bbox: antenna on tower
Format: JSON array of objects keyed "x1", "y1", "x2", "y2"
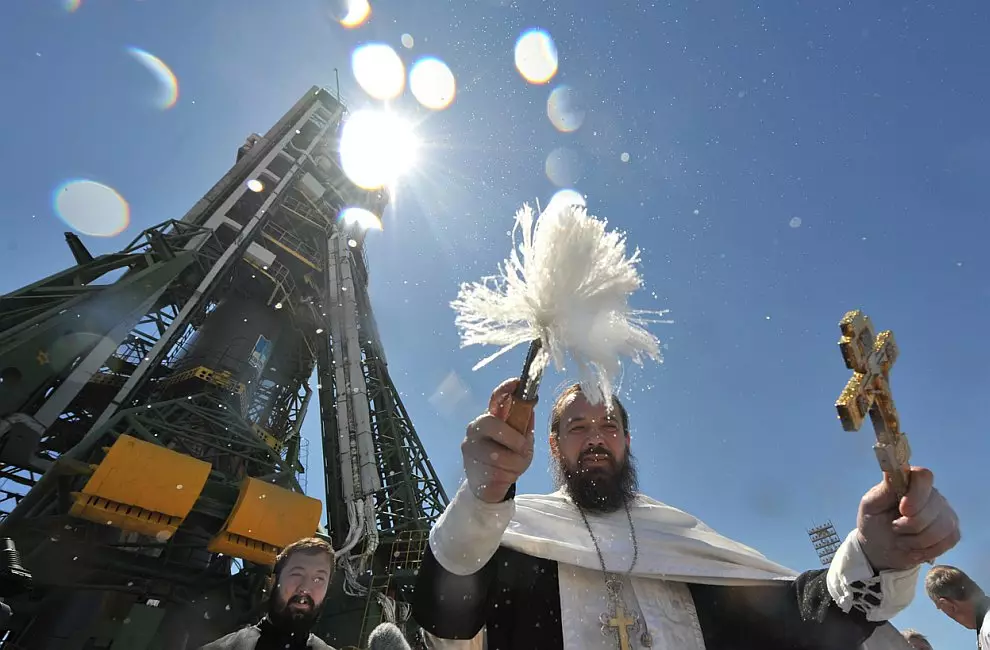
[{"x1": 808, "y1": 520, "x2": 842, "y2": 566}]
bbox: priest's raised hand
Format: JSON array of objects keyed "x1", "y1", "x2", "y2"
[
  {"x1": 856, "y1": 467, "x2": 961, "y2": 571},
  {"x1": 461, "y1": 378, "x2": 535, "y2": 504},
  {"x1": 414, "y1": 380, "x2": 925, "y2": 650}
]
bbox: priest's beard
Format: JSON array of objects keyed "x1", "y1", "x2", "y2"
[
  {"x1": 552, "y1": 443, "x2": 639, "y2": 514},
  {"x1": 267, "y1": 588, "x2": 323, "y2": 635}
]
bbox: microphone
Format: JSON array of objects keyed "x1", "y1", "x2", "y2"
[{"x1": 367, "y1": 622, "x2": 412, "y2": 650}]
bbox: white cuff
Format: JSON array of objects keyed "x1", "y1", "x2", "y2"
[
  {"x1": 826, "y1": 529, "x2": 920, "y2": 622},
  {"x1": 428, "y1": 481, "x2": 515, "y2": 576}
]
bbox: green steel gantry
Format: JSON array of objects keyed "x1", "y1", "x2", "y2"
[{"x1": 0, "y1": 86, "x2": 447, "y2": 650}]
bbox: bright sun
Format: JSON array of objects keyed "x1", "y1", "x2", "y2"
[{"x1": 339, "y1": 110, "x2": 419, "y2": 191}]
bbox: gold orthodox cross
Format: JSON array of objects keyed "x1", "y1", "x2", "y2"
[
  {"x1": 602, "y1": 603, "x2": 637, "y2": 650},
  {"x1": 835, "y1": 310, "x2": 912, "y2": 497}
]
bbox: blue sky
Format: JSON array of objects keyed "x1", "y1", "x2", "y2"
[{"x1": 3, "y1": 0, "x2": 988, "y2": 646}]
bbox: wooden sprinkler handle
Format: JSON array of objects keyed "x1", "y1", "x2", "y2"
[{"x1": 505, "y1": 396, "x2": 538, "y2": 435}]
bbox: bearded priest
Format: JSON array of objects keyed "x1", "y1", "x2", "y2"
[{"x1": 411, "y1": 379, "x2": 960, "y2": 650}]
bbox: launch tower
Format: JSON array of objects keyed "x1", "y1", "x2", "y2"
[{"x1": 0, "y1": 87, "x2": 447, "y2": 649}]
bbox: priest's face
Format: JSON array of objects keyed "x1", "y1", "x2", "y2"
[
  {"x1": 269, "y1": 550, "x2": 331, "y2": 633},
  {"x1": 550, "y1": 390, "x2": 638, "y2": 513}
]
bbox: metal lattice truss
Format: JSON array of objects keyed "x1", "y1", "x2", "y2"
[
  {"x1": 108, "y1": 394, "x2": 297, "y2": 488},
  {"x1": 0, "y1": 86, "x2": 449, "y2": 649},
  {"x1": 808, "y1": 521, "x2": 842, "y2": 566},
  {"x1": 363, "y1": 349, "x2": 447, "y2": 536},
  {"x1": 0, "y1": 219, "x2": 226, "y2": 499},
  {"x1": 0, "y1": 220, "x2": 222, "y2": 336}
]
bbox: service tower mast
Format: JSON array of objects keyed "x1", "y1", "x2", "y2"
[{"x1": 0, "y1": 86, "x2": 447, "y2": 649}]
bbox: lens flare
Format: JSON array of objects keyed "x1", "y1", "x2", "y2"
[
  {"x1": 545, "y1": 147, "x2": 581, "y2": 188},
  {"x1": 53, "y1": 179, "x2": 130, "y2": 237},
  {"x1": 409, "y1": 57, "x2": 456, "y2": 110},
  {"x1": 340, "y1": 0, "x2": 371, "y2": 28},
  {"x1": 514, "y1": 29, "x2": 558, "y2": 85},
  {"x1": 339, "y1": 110, "x2": 418, "y2": 190},
  {"x1": 65, "y1": 0, "x2": 82, "y2": 12},
  {"x1": 401, "y1": 33, "x2": 415, "y2": 49},
  {"x1": 352, "y1": 43, "x2": 405, "y2": 100},
  {"x1": 547, "y1": 85, "x2": 585, "y2": 132},
  {"x1": 545, "y1": 189, "x2": 586, "y2": 215},
  {"x1": 126, "y1": 47, "x2": 179, "y2": 110},
  {"x1": 340, "y1": 206, "x2": 383, "y2": 230},
  {"x1": 247, "y1": 179, "x2": 264, "y2": 193}
]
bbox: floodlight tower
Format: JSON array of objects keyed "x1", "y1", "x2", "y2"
[
  {"x1": 808, "y1": 521, "x2": 843, "y2": 566},
  {"x1": 0, "y1": 86, "x2": 447, "y2": 649}
]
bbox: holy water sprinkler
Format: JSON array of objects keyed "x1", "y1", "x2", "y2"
[{"x1": 451, "y1": 200, "x2": 667, "y2": 434}]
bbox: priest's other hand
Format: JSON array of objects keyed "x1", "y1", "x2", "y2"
[
  {"x1": 461, "y1": 379, "x2": 535, "y2": 503},
  {"x1": 856, "y1": 467, "x2": 960, "y2": 571}
]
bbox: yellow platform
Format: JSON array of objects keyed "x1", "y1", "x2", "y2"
[
  {"x1": 208, "y1": 477, "x2": 322, "y2": 565},
  {"x1": 70, "y1": 434, "x2": 211, "y2": 540}
]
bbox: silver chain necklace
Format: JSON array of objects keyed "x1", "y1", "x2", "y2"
[{"x1": 576, "y1": 502, "x2": 653, "y2": 649}]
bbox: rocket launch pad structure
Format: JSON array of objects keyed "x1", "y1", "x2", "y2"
[{"x1": 0, "y1": 87, "x2": 448, "y2": 649}]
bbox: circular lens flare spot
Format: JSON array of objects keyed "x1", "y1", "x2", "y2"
[
  {"x1": 340, "y1": 0, "x2": 371, "y2": 28},
  {"x1": 339, "y1": 110, "x2": 418, "y2": 190},
  {"x1": 514, "y1": 29, "x2": 558, "y2": 85},
  {"x1": 546, "y1": 189, "x2": 586, "y2": 214},
  {"x1": 126, "y1": 47, "x2": 179, "y2": 110},
  {"x1": 545, "y1": 146, "x2": 581, "y2": 188},
  {"x1": 247, "y1": 179, "x2": 264, "y2": 192},
  {"x1": 352, "y1": 43, "x2": 405, "y2": 100},
  {"x1": 401, "y1": 33, "x2": 415, "y2": 49},
  {"x1": 340, "y1": 207, "x2": 383, "y2": 230},
  {"x1": 409, "y1": 58, "x2": 456, "y2": 110},
  {"x1": 547, "y1": 85, "x2": 585, "y2": 132},
  {"x1": 53, "y1": 180, "x2": 130, "y2": 237},
  {"x1": 620, "y1": 152, "x2": 630, "y2": 163}
]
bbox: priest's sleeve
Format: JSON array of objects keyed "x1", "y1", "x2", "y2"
[
  {"x1": 412, "y1": 482, "x2": 515, "y2": 639},
  {"x1": 693, "y1": 530, "x2": 919, "y2": 649},
  {"x1": 781, "y1": 530, "x2": 919, "y2": 648},
  {"x1": 413, "y1": 544, "x2": 496, "y2": 639},
  {"x1": 824, "y1": 530, "x2": 920, "y2": 623}
]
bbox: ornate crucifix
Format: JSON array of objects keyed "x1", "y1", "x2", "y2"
[
  {"x1": 834, "y1": 310, "x2": 912, "y2": 497},
  {"x1": 600, "y1": 603, "x2": 638, "y2": 650}
]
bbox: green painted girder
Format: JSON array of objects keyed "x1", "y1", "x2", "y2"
[
  {"x1": 0, "y1": 219, "x2": 217, "y2": 338},
  {"x1": 0, "y1": 253, "x2": 143, "y2": 335},
  {"x1": 0, "y1": 252, "x2": 196, "y2": 419},
  {"x1": 104, "y1": 392, "x2": 301, "y2": 491}
]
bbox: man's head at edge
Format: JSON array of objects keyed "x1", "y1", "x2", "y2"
[
  {"x1": 548, "y1": 383, "x2": 638, "y2": 513},
  {"x1": 900, "y1": 629, "x2": 933, "y2": 650},
  {"x1": 925, "y1": 564, "x2": 987, "y2": 630}
]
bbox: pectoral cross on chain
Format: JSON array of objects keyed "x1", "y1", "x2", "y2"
[
  {"x1": 834, "y1": 310, "x2": 912, "y2": 497},
  {"x1": 600, "y1": 603, "x2": 638, "y2": 650}
]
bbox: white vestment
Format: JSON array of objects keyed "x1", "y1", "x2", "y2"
[{"x1": 429, "y1": 483, "x2": 918, "y2": 650}]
